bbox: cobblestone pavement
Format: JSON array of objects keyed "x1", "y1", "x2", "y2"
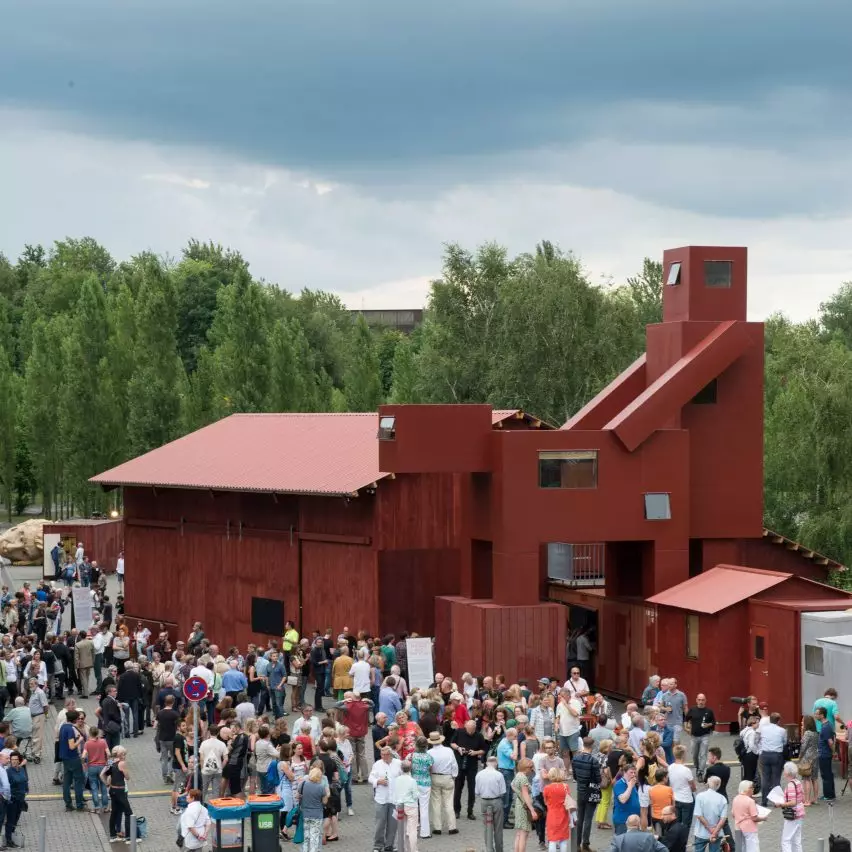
[{"x1": 6, "y1": 566, "x2": 852, "y2": 849}]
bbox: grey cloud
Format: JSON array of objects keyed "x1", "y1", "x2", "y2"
[{"x1": 1, "y1": 0, "x2": 850, "y2": 197}]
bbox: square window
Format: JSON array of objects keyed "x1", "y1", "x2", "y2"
[
  {"x1": 704, "y1": 260, "x2": 732, "y2": 288},
  {"x1": 666, "y1": 262, "x2": 681, "y2": 286},
  {"x1": 685, "y1": 614, "x2": 699, "y2": 660},
  {"x1": 644, "y1": 493, "x2": 671, "y2": 520},
  {"x1": 539, "y1": 451, "x2": 597, "y2": 489},
  {"x1": 378, "y1": 415, "x2": 396, "y2": 441},
  {"x1": 754, "y1": 634, "x2": 765, "y2": 661},
  {"x1": 804, "y1": 644, "x2": 824, "y2": 675}
]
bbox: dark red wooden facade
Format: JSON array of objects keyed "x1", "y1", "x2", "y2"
[
  {"x1": 121, "y1": 474, "x2": 467, "y2": 651},
  {"x1": 51, "y1": 518, "x2": 124, "y2": 573}
]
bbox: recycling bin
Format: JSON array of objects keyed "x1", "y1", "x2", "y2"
[
  {"x1": 207, "y1": 797, "x2": 250, "y2": 852},
  {"x1": 247, "y1": 794, "x2": 282, "y2": 852}
]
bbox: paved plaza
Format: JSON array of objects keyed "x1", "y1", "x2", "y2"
[{"x1": 4, "y1": 566, "x2": 851, "y2": 850}]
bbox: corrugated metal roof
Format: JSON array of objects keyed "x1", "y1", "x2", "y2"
[
  {"x1": 91, "y1": 413, "x2": 386, "y2": 496},
  {"x1": 646, "y1": 565, "x2": 790, "y2": 614},
  {"x1": 91, "y1": 408, "x2": 533, "y2": 496}
]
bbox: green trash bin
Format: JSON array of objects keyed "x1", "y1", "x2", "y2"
[
  {"x1": 247, "y1": 794, "x2": 282, "y2": 852},
  {"x1": 207, "y1": 797, "x2": 249, "y2": 852}
]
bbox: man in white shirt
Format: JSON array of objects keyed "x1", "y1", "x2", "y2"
[
  {"x1": 667, "y1": 744, "x2": 697, "y2": 826},
  {"x1": 190, "y1": 661, "x2": 214, "y2": 692},
  {"x1": 369, "y1": 746, "x2": 402, "y2": 852},
  {"x1": 199, "y1": 732, "x2": 228, "y2": 802},
  {"x1": 92, "y1": 627, "x2": 107, "y2": 692},
  {"x1": 116, "y1": 551, "x2": 125, "y2": 593},
  {"x1": 621, "y1": 702, "x2": 638, "y2": 731},
  {"x1": 563, "y1": 666, "x2": 590, "y2": 700},
  {"x1": 75, "y1": 542, "x2": 84, "y2": 568},
  {"x1": 292, "y1": 706, "x2": 322, "y2": 743},
  {"x1": 348, "y1": 648, "x2": 372, "y2": 698},
  {"x1": 475, "y1": 756, "x2": 507, "y2": 850},
  {"x1": 556, "y1": 692, "x2": 583, "y2": 761},
  {"x1": 427, "y1": 730, "x2": 458, "y2": 836}
]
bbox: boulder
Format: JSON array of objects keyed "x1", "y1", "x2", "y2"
[{"x1": 0, "y1": 518, "x2": 52, "y2": 564}]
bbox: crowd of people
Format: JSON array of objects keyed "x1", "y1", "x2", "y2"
[{"x1": 0, "y1": 546, "x2": 847, "y2": 851}]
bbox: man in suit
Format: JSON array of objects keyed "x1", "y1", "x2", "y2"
[
  {"x1": 609, "y1": 815, "x2": 668, "y2": 852},
  {"x1": 100, "y1": 684, "x2": 123, "y2": 750}
]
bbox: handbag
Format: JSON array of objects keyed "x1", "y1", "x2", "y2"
[
  {"x1": 798, "y1": 759, "x2": 813, "y2": 778},
  {"x1": 563, "y1": 783, "x2": 577, "y2": 812},
  {"x1": 587, "y1": 781, "x2": 602, "y2": 804},
  {"x1": 286, "y1": 675, "x2": 299, "y2": 686}
]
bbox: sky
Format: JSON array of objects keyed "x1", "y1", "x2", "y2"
[{"x1": 2, "y1": 0, "x2": 851, "y2": 319}]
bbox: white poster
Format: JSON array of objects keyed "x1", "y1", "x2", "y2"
[
  {"x1": 43, "y1": 532, "x2": 61, "y2": 580},
  {"x1": 406, "y1": 637, "x2": 434, "y2": 690},
  {"x1": 71, "y1": 587, "x2": 94, "y2": 633}
]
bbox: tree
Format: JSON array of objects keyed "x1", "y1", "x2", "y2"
[
  {"x1": 208, "y1": 268, "x2": 270, "y2": 413},
  {"x1": 376, "y1": 329, "x2": 403, "y2": 399},
  {"x1": 126, "y1": 257, "x2": 184, "y2": 455},
  {"x1": 268, "y1": 319, "x2": 312, "y2": 412},
  {"x1": 22, "y1": 317, "x2": 65, "y2": 517},
  {"x1": 0, "y1": 347, "x2": 17, "y2": 520},
  {"x1": 625, "y1": 258, "x2": 664, "y2": 329},
  {"x1": 389, "y1": 333, "x2": 421, "y2": 403},
  {"x1": 343, "y1": 316, "x2": 382, "y2": 412},
  {"x1": 59, "y1": 276, "x2": 113, "y2": 514}
]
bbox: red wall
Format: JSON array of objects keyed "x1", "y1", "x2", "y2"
[
  {"x1": 53, "y1": 520, "x2": 124, "y2": 572},
  {"x1": 747, "y1": 601, "x2": 799, "y2": 722},
  {"x1": 655, "y1": 605, "x2": 750, "y2": 722}
]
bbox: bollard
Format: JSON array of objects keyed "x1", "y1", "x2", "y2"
[
  {"x1": 129, "y1": 814, "x2": 137, "y2": 851},
  {"x1": 817, "y1": 838, "x2": 825, "y2": 852},
  {"x1": 38, "y1": 815, "x2": 47, "y2": 852}
]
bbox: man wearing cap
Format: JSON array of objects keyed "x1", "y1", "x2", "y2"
[
  {"x1": 475, "y1": 756, "x2": 507, "y2": 852},
  {"x1": 427, "y1": 730, "x2": 458, "y2": 836}
]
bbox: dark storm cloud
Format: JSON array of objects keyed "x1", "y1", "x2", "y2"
[{"x1": 2, "y1": 0, "x2": 851, "y2": 217}]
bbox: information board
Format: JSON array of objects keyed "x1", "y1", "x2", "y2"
[{"x1": 406, "y1": 637, "x2": 434, "y2": 690}]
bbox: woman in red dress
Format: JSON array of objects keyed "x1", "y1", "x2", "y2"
[{"x1": 542, "y1": 767, "x2": 574, "y2": 852}]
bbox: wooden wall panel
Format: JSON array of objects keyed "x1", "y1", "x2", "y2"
[
  {"x1": 53, "y1": 520, "x2": 124, "y2": 572},
  {"x1": 747, "y1": 602, "x2": 799, "y2": 722},
  {"x1": 376, "y1": 474, "x2": 459, "y2": 550},
  {"x1": 124, "y1": 524, "x2": 300, "y2": 651},
  {"x1": 377, "y1": 549, "x2": 461, "y2": 638},
  {"x1": 299, "y1": 495, "x2": 375, "y2": 537},
  {"x1": 300, "y1": 541, "x2": 377, "y2": 636}
]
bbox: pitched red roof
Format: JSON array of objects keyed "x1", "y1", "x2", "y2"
[
  {"x1": 646, "y1": 565, "x2": 790, "y2": 614},
  {"x1": 91, "y1": 408, "x2": 538, "y2": 496}
]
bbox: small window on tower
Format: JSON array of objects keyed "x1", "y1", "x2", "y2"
[
  {"x1": 666, "y1": 262, "x2": 682, "y2": 286},
  {"x1": 644, "y1": 493, "x2": 671, "y2": 520},
  {"x1": 378, "y1": 416, "x2": 396, "y2": 441},
  {"x1": 704, "y1": 260, "x2": 732, "y2": 288}
]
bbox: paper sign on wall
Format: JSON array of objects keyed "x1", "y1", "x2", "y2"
[
  {"x1": 406, "y1": 637, "x2": 434, "y2": 690},
  {"x1": 71, "y1": 587, "x2": 94, "y2": 633}
]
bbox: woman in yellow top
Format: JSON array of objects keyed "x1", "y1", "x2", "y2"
[{"x1": 332, "y1": 644, "x2": 354, "y2": 699}]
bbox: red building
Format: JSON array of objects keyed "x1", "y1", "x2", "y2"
[{"x1": 92, "y1": 245, "x2": 849, "y2": 712}]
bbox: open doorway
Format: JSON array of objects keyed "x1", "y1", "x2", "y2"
[{"x1": 567, "y1": 605, "x2": 599, "y2": 687}]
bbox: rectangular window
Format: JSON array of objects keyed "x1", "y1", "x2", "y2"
[
  {"x1": 378, "y1": 415, "x2": 396, "y2": 440},
  {"x1": 644, "y1": 493, "x2": 671, "y2": 520},
  {"x1": 539, "y1": 450, "x2": 597, "y2": 489},
  {"x1": 685, "y1": 614, "x2": 699, "y2": 660},
  {"x1": 251, "y1": 597, "x2": 285, "y2": 636},
  {"x1": 666, "y1": 262, "x2": 681, "y2": 286},
  {"x1": 804, "y1": 644, "x2": 824, "y2": 675},
  {"x1": 754, "y1": 634, "x2": 765, "y2": 661},
  {"x1": 704, "y1": 260, "x2": 732, "y2": 288}
]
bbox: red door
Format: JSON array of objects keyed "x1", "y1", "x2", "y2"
[{"x1": 750, "y1": 625, "x2": 770, "y2": 699}]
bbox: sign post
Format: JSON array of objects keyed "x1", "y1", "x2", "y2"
[{"x1": 183, "y1": 675, "x2": 209, "y2": 791}]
